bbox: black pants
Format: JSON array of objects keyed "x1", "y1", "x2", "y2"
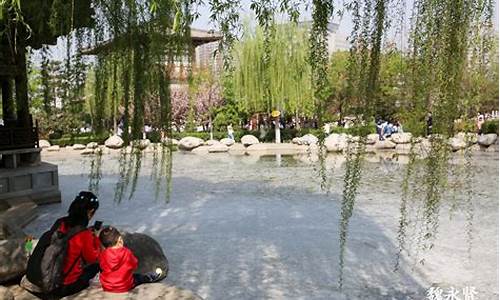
[{"x1": 52, "y1": 263, "x2": 100, "y2": 298}]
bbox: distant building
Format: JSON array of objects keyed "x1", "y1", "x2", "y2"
[
  {"x1": 83, "y1": 27, "x2": 223, "y2": 81},
  {"x1": 298, "y1": 21, "x2": 350, "y2": 54}
]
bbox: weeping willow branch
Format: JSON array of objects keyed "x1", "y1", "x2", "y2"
[
  {"x1": 88, "y1": 150, "x2": 103, "y2": 195},
  {"x1": 338, "y1": 138, "x2": 365, "y2": 289},
  {"x1": 394, "y1": 139, "x2": 417, "y2": 271}
]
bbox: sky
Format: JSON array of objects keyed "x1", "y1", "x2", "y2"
[{"x1": 44, "y1": 0, "x2": 499, "y2": 62}]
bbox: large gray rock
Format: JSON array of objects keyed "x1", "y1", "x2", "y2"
[
  {"x1": 241, "y1": 135, "x2": 259, "y2": 147},
  {"x1": 105, "y1": 135, "x2": 124, "y2": 149},
  {"x1": 0, "y1": 286, "x2": 14, "y2": 300},
  {"x1": 478, "y1": 134, "x2": 498, "y2": 147},
  {"x1": 219, "y1": 138, "x2": 235, "y2": 146},
  {"x1": 122, "y1": 233, "x2": 169, "y2": 275},
  {"x1": 324, "y1": 134, "x2": 347, "y2": 152},
  {"x1": 389, "y1": 133, "x2": 412, "y2": 144},
  {"x1": 86, "y1": 142, "x2": 99, "y2": 149},
  {"x1": 62, "y1": 283, "x2": 202, "y2": 300},
  {"x1": 0, "y1": 239, "x2": 28, "y2": 283},
  {"x1": 178, "y1": 137, "x2": 204, "y2": 151},
  {"x1": 38, "y1": 140, "x2": 50, "y2": 149}
]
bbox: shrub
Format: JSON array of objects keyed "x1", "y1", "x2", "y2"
[
  {"x1": 49, "y1": 134, "x2": 108, "y2": 147},
  {"x1": 481, "y1": 119, "x2": 499, "y2": 134}
]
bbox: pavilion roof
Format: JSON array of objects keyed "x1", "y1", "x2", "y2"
[{"x1": 81, "y1": 27, "x2": 222, "y2": 55}]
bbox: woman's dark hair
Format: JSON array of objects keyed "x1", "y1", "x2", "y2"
[
  {"x1": 99, "y1": 226, "x2": 121, "y2": 248},
  {"x1": 66, "y1": 191, "x2": 99, "y2": 227}
]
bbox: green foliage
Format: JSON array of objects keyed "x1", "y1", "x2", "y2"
[
  {"x1": 233, "y1": 22, "x2": 313, "y2": 116},
  {"x1": 212, "y1": 99, "x2": 243, "y2": 131},
  {"x1": 481, "y1": 119, "x2": 499, "y2": 134},
  {"x1": 309, "y1": 0, "x2": 333, "y2": 126},
  {"x1": 49, "y1": 133, "x2": 108, "y2": 147}
]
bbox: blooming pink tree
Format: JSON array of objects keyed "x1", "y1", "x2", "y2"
[{"x1": 169, "y1": 76, "x2": 223, "y2": 131}]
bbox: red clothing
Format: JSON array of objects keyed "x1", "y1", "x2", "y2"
[
  {"x1": 99, "y1": 246, "x2": 138, "y2": 293},
  {"x1": 57, "y1": 219, "x2": 101, "y2": 285}
]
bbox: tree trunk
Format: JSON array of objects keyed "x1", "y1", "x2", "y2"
[
  {"x1": 15, "y1": 45, "x2": 29, "y2": 127},
  {"x1": 1, "y1": 78, "x2": 15, "y2": 120}
]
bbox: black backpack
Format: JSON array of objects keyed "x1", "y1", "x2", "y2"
[{"x1": 26, "y1": 219, "x2": 85, "y2": 293}]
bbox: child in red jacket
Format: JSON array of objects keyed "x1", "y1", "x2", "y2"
[{"x1": 98, "y1": 226, "x2": 163, "y2": 293}]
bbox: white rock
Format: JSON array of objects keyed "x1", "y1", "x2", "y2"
[
  {"x1": 449, "y1": 137, "x2": 467, "y2": 151},
  {"x1": 220, "y1": 138, "x2": 235, "y2": 146},
  {"x1": 86, "y1": 142, "x2": 98, "y2": 149},
  {"x1": 374, "y1": 139, "x2": 397, "y2": 149},
  {"x1": 395, "y1": 143, "x2": 412, "y2": 154},
  {"x1": 104, "y1": 135, "x2": 124, "y2": 149},
  {"x1": 455, "y1": 132, "x2": 478, "y2": 145},
  {"x1": 80, "y1": 148, "x2": 94, "y2": 155},
  {"x1": 0, "y1": 286, "x2": 14, "y2": 300},
  {"x1": 204, "y1": 139, "x2": 220, "y2": 146},
  {"x1": 324, "y1": 134, "x2": 347, "y2": 152},
  {"x1": 477, "y1": 133, "x2": 498, "y2": 147},
  {"x1": 191, "y1": 145, "x2": 210, "y2": 154},
  {"x1": 298, "y1": 134, "x2": 318, "y2": 145},
  {"x1": 178, "y1": 137, "x2": 204, "y2": 150},
  {"x1": 390, "y1": 132, "x2": 412, "y2": 144},
  {"x1": 46, "y1": 145, "x2": 60, "y2": 152},
  {"x1": 72, "y1": 144, "x2": 86, "y2": 150},
  {"x1": 365, "y1": 134, "x2": 379, "y2": 145},
  {"x1": 208, "y1": 144, "x2": 229, "y2": 153},
  {"x1": 241, "y1": 135, "x2": 260, "y2": 147},
  {"x1": 38, "y1": 140, "x2": 50, "y2": 148}
]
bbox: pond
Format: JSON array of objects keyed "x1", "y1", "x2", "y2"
[{"x1": 26, "y1": 150, "x2": 499, "y2": 299}]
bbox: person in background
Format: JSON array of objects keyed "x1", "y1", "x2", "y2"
[
  {"x1": 426, "y1": 112, "x2": 433, "y2": 136},
  {"x1": 477, "y1": 113, "x2": 485, "y2": 135},
  {"x1": 227, "y1": 123, "x2": 234, "y2": 140}
]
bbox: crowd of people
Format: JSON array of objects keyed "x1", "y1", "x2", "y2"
[
  {"x1": 25, "y1": 191, "x2": 165, "y2": 299},
  {"x1": 376, "y1": 119, "x2": 404, "y2": 141}
]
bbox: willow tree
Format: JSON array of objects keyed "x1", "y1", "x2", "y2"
[
  {"x1": 233, "y1": 23, "x2": 314, "y2": 118},
  {"x1": 394, "y1": 0, "x2": 495, "y2": 268}
]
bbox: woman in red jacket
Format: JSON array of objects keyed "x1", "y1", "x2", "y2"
[{"x1": 51, "y1": 191, "x2": 102, "y2": 297}]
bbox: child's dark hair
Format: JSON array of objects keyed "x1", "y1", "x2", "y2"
[
  {"x1": 66, "y1": 191, "x2": 99, "y2": 227},
  {"x1": 99, "y1": 226, "x2": 121, "y2": 248}
]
